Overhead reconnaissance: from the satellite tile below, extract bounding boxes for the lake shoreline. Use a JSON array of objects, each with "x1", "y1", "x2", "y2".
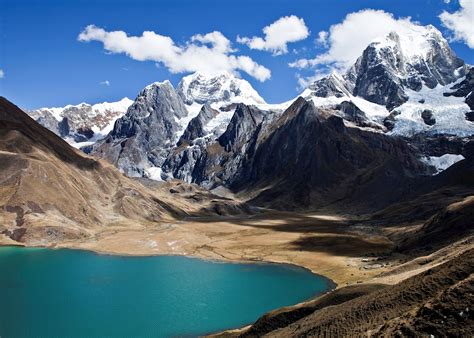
[{"x1": 0, "y1": 245, "x2": 335, "y2": 338}]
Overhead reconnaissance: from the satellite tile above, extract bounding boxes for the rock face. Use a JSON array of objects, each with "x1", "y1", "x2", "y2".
[
  {"x1": 445, "y1": 67, "x2": 474, "y2": 110},
  {"x1": 92, "y1": 81, "x2": 188, "y2": 178},
  {"x1": 302, "y1": 26, "x2": 472, "y2": 138},
  {"x1": 229, "y1": 98, "x2": 427, "y2": 210},
  {"x1": 27, "y1": 98, "x2": 133, "y2": 146},
  {"x1": 307, "y1": 73, "x2": 352, "y2": 98},
  {"x1": 421, "y1": 109, "x2": 436, "y2": 125},
  {"x1": 177, "y1": 104, "x2": 219, "y2": 146}
]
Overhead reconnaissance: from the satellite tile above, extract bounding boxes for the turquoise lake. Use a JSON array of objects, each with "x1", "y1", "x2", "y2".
[{"x1": 0, "y1": 246, "x2": 333, "y2": 337}]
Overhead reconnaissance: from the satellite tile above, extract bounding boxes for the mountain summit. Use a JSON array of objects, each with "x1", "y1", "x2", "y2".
[
  {"x1": 308, "y1": 25, "x2": 467, "y2": 110},
  {"x1": 176, "y1": 72, "x2": 266, "y2": 106}
]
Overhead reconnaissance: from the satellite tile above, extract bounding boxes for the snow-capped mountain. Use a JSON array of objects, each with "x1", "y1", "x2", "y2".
[
  {"x1": 177, "y1": 71, "x2": 266, "y2": 106},
  {"x1": 302, "y1": 25, "x2": 472, "y2": 138},
  {"x1": 28, "y1": 97, "x2": 133, "y2": 147}
]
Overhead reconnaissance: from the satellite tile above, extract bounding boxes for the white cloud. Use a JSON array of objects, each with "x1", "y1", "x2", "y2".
[
  {"x1": 439, "y1": 0, "x2": 474, "y2": 48},
  {"x1": 0, "y1": 69, "x2": 4, "y2": 78},
  {"x1": 100, "y1": 80, "x2": 110, "y2": 86},
  {"x1": 237, "y1": 15, "x2": 309, "y2": 55},
  {"x1": 78, "y1": 25, "x2": 271, "y2": 82},
  {"x1": 316, "y1": 31, "x2": 328, "y2": 47},
  {"x1": 289, "y1": 10, "x2": 429, "y2": 73}
]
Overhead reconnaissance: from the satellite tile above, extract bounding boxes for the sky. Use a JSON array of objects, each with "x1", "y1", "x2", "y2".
[{"x1": 0, "y1": 0, "x2": 472, "y2": 109}]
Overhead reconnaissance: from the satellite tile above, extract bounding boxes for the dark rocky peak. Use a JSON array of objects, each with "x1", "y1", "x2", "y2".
[
  {"x1": 91, "y1": 81, "x2": 190, "y2": 177},
  {"x1": 218, "y1": 103, "x2": 265, "y2": 152},
  {"x1": 306, "y1": 26, "x2": 467, "y2": 111},
  {"x1": 110, "y1": 80, "x2": 187, "y2": 141},
  {"x1": 177, "y1": 104, "x2": 219, "y2": 146}
]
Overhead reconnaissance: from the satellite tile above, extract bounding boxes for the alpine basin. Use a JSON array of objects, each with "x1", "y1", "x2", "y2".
[{"x1": 0, "y1": 247, "x2": 333, "y2": 337}]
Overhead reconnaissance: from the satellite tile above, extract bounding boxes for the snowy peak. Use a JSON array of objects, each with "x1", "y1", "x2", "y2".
[
  {"x1": 356, "y1": 24, "x2": 465, "y2": 92},
  {"x1": 176, "y1": 71, "x2": 266, "y2": 106},
  {"x1": 306, "y1": 23, "x2": 467, "y2": 111},
  {"x1": 28, "y1": 97, "x2": 133, "y2": 146},
  {"x1": 370, "y1": 24, "x2": 444, "y2": 60}
]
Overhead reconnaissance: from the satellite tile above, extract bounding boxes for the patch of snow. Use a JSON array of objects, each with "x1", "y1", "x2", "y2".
[
  {"x1": 422, "y1": 154, "x2": 465, "y2": 174},
  {"x1": 204, "y1": 106, "x2": 236, "y2": 135},
  {"x1": 68, "y1": 140, "x2": 95, "y2": 149},
  {"x1": 145, "y1": 167, "x2": 163, "y2": 181},
  {"x1": 148, "y1": 240, "x2": 158, "y2": 249}
]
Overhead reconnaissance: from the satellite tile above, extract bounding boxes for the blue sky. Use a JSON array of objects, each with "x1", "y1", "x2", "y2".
[{"x1": 0, "y1": 0, "x2": 472, "y2": 109}]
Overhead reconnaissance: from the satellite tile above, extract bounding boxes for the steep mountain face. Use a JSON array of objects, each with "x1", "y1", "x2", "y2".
[
  {"x1": 28, "y1": 98, "x2": 133, "y2": 147},
  {"x1": 92, "y1": 81, "x2": 188, "y2": 178},
  {"x1": 177, "y1": 104, "x2": 219, "y2": 146},
  {"x1": 229, "y1": 98, "x2": 427, "y2": 210},
  {"x1": 162, "y1": 103, "x2": 271, "y2": 186}
]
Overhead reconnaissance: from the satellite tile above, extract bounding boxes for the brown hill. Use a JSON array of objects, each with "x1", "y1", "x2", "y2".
[{"x1": 0, "y1": 97, "x2": 240, "y2": 246}]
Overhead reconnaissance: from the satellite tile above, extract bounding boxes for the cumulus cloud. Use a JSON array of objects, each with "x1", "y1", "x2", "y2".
[
  {"x1": 0, "y1": 69, "x2": 4, "y2": 79},
  {"x1": 439, "y1": 0, "x2": 474, "y2": 48},
  {"x1": 237, "y1": 15, "x2": 309, "y2": 55},
  {"x1": 289, "y1": 10, "x2": 429, "y2": 73},
  {"x1": 100, "y1": 80, "x2": 110, "y2": 86},
  {"x1": 78, "y1": 25, "x2": 271, "y2": 82}
]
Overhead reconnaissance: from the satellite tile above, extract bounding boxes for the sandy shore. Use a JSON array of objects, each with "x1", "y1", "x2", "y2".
[{"x1": 31, "y1": 211, "x2": 399, "y2": 287}]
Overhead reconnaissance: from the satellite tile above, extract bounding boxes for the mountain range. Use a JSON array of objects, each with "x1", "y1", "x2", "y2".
[{"x1": 28, "y1": 24, "x2": 474, "y2": 211}]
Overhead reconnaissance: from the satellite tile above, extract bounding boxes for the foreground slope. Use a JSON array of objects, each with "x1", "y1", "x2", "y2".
[{"x1": 231, "y1": 248, "x2": 473, "y2": 337}]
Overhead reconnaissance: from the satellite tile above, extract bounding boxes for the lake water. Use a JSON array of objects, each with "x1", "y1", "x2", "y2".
[{"x1": 0, "y1": 246, "x2": 333, "y2": 337}]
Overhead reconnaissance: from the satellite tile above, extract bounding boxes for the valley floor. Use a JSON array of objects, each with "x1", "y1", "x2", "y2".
[{"x1": 3, "y1": 210, "x2": 470, "y2": 289}]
